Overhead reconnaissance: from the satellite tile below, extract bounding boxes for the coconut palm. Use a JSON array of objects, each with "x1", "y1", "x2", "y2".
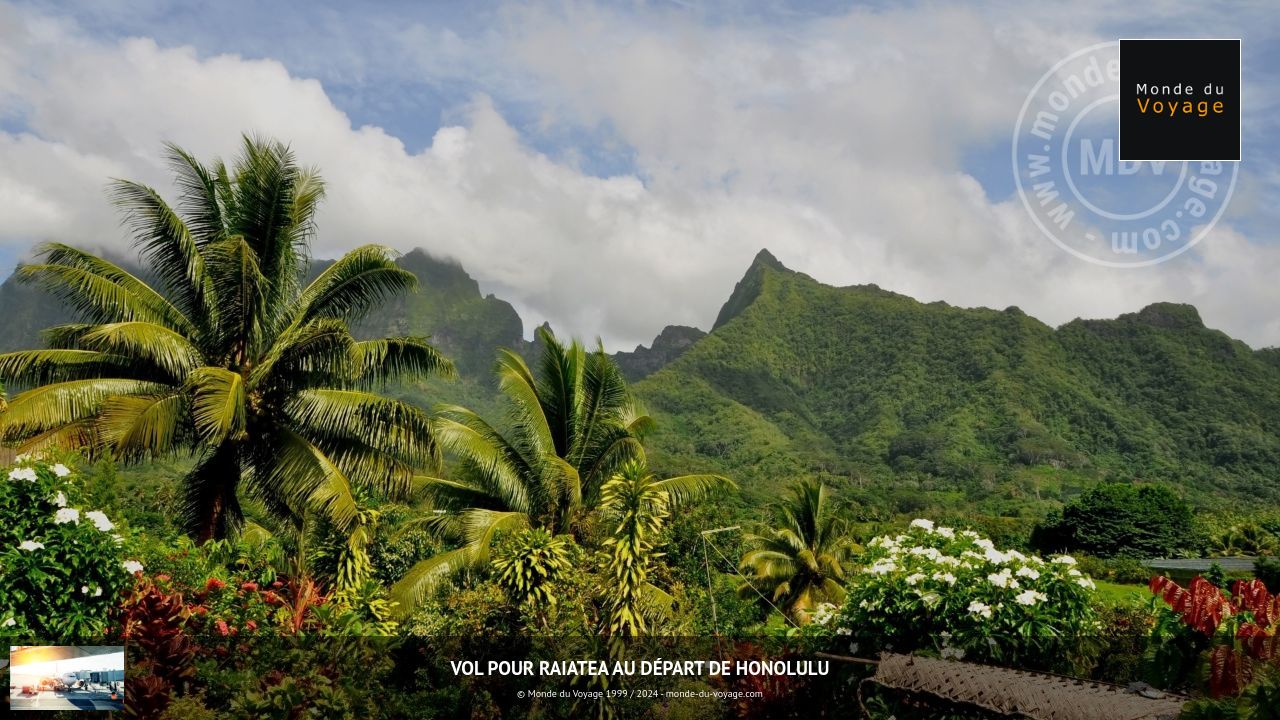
[
  {"x1": 738, "y1": 478, "x2": 851, "y2": 624},
  {"x1": 392, "y1": 327, "x2": 728, "y2": 610},
  {"x1": 0, "y1": 137, "x2": 453, "y2": 541}
]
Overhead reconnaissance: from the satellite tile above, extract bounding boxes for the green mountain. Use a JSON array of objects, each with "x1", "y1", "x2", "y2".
[
  {"x1": 632, "y1": 250, "x2": 1280, "y2": 513},
  {"x1": 3, "y1": 244, "x2": 1278, "y2": 518},
  {"x1": 614, "y1": 325, "x2": 707, "y2": 381}
]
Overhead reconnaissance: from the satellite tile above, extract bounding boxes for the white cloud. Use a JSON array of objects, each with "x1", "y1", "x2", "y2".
[{"x1": 0, "y1": 1, "x2": 1278, "y2": 351}]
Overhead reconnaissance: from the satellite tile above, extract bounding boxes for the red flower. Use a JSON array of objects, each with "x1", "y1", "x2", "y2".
[
  {"x1": 215, "y1": 620, "x2": 229, "y2": 637},
  {"x1": 271, "y1": 581, "x2": 284, "y2": 589},
  {"x1": 205, "y1": 578, "x2": 226, "y2": 592},
  {"x1": 154, "y1": 574, "x2": 171, "y2": 582},
  {"x1": 240, "y1": 581, "x2": 259, "y2": 592},
  {"x1": 245, "y1": 620, "x2": 258, "y2": 631},
  {"x1": 191, "y1": 605, "x2": 209, "y2": 615}
]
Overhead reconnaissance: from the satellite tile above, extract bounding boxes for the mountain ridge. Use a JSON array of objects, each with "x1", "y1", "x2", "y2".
[{"x1": 1, "y1": 244, "x2": 1276, "y2": 513}]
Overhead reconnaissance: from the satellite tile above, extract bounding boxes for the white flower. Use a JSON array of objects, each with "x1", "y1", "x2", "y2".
[
  {"x1": 967, "y1": 601, "x2": 993, "y2": 618},
  {"x1": 1015, "y1": 567, "x2": 1040, "y2": 580},
  {"x1": 974, "y1": 539, "x2": 995, "y2": 551},
  {"x1": 960, "y1": 530, "x2": 980, "y2": 539},
  {"x1": 1015, "y1": 589, "x2": 1048, "y2": 606},
  {"x1": 111, "y1": 534, "x2": 123, "y2": 545},
  {"x1": 15, "y1": 453, "x2": 31, "y2": 463},
  {"x1": 84, "y1": 510, "x2": 115, "y2": 532},
  {"x1": 18, "y1": 540, "x2": 44, "y2": 551},
  {"x1": 936, "y1": 527, "x2": 955, "y2": 539},
  {"x1": 987, "y1": 570, "x2": 1019, "y2": 589},
  {"x1": 81, "y1": 585, "x2": 89, "y2": 594},
  {"x1": 52, "y1": 464, "x2": 71, "y2": 478},
  {"x1": 1006, "y1": 550, "x2": 1026, "y2": 562},
  {"x1": 121, "y1": 560, "x2": 144, "y2": 574},
  {"x1": 2, "y1": 617, "x2": 14, "y2": 627},
  {"x1": 932, "y1": 572, "x2": 957, "y2": 585},
  {"x1": 835, "y1": 627, "x2": 852, "y2": 636},
  {"x1": 905, "y1": 573, "x2": 926, "y2": 586},
  {"x1": 51, "y1": 491, "x2": 67, "y2": 507},
  {"x1": 1051, "y1": 555, "x2": 1077, "y2": 566},
  {"x1": 1067, "y1": 568, "x2": 1082, "y2": 577},
  {"x1": 866, "y1": 560, "x2": 898, "y2": 575},
  {"x1": 811, "y1": 602, "x2": 837, "y2": 626},
  {"x1": 941, "y1": 646, "x2": 966, "y2": 660},
  {"x1": 909, "y1": 518, "x2": 935, "y2": 532},
  {"x1": 54, "y1": 508, "x2": 80, "y2": 524},
  {"x1": 1076, "y1": 577, "x2": 1096, "y2": 590},
  {"x1": 8, "y1": 467, "x2": 37, "y2": 482},
  {"x1": 920, "y1": 591, "x2": 941, "y2": 608},
  {"x1": 983, "y1": 547, "x2": 1009, "y2": 564},
  {"x1": 93, "y1": 587, "x2": 102, "y2": 597}
]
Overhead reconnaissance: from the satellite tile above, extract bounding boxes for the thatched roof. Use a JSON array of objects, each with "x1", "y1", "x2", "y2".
[{"x1": 871, "y1": 654, "x2": 1186, "y2": 720}]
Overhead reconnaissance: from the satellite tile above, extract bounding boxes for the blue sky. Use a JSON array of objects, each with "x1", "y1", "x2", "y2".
[{"x1": 1, "y1": 0, "x2": 1278, "y2": 348}]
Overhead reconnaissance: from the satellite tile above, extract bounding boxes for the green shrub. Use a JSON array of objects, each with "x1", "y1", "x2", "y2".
[
  {"x1": 822, "y1": 520, "x2": 1099, "y2": 673},
  {"x1": 0, "y1": 458, "x2": 142, "y2": 641}
]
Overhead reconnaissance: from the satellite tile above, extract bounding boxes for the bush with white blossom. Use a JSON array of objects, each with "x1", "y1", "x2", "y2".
[
  {"x1": 816, "y1": 519, "x2": 1099, "y2": 671},
  {"x1": 0, "y1": 456, "x2": 142, "y2": 640}
]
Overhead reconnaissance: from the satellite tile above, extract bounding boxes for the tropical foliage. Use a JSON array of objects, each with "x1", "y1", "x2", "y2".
[
  {"x1": 1149, "y1": 575, "x2": 1280, "y2": 697},
  {"x1": 0, "y1": 137, "x2": 452, "y2": 541},
  {"x1": 392, "y1": 327, "x2": 726, "y2": 610},
  {"x1": 737, "y1": 478, "x2": 851, "y2": 624}
]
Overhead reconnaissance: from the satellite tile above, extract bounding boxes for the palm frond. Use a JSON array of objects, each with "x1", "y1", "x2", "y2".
[
  {"x1": 389, "y1": 547, "x2": 474, "y2": 616},
  {"x1": 108, "y1": 179, "x2": 214, "y2": 329},
  {"x1": 76, "y1": 322, "x2": 202, "y2": 381},
  {"x1": 651, "y1": 473, "x2": 734, "y2": 508},
  {"x1": 293, "y1": 245, "x2": 417, "y2": 325},
  {"x1": 0, "y1": 378, "x2": 168, "y2": 443},
  {"x1": 0, "y1": 349, "x2": 132, "y2": 387},
  {"x1": 25, "y1": 242, "x2": 196, "y2": 333},
  {"x1": 186, "y1": 367, "x2": 246, "y2": 445},
  {"x1": 97, "y1": 392, "x2": 188, "y2": 463},
  {"x1": 287, "y1": 388, "x2": 439, "y2": 468},
  {"x1": 351, "y1": 337, "x2": 456, "y2": 386}
]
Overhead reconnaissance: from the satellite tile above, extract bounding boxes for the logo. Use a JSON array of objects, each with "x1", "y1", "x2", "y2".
[{"x1": 1012, "y1": 42, "x2": 1238, "y2": 268}]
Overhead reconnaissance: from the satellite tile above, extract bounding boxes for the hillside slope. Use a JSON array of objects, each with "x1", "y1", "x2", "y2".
[{"x1": 633, "y1": 250, "x2": 1280, "y2": 510}]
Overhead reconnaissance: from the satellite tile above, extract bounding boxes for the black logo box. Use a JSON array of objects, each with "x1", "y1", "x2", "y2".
[{"x1": 1119, "y1": 38, "x2": 1241, "y2": 162}]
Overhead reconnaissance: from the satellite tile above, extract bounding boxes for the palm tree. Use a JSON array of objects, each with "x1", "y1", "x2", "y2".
[
  {"x1": 392, "y1": 327, "x2": 727, "y2": 611},
  {"x1": 738, "y1": 478, "x2": 851, "y2": 624},
  {"x1": 0, "y1": 137, "x2": 453, "y2": 541}
]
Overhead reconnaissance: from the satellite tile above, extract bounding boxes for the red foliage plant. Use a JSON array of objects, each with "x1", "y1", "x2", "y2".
[
  {"x1": 1149, "y1": 575, "x2": 1232, "y2": 636},
  {"x1": 1150, "y1": 575, "x2": 1280, "y2": 697}
]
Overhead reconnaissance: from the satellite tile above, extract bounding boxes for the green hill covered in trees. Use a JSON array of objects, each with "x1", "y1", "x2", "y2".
[
  {"x1": 633, "y1": 250, "x2": 1280, "y2": 513},
  {"x1": 2, "y1": 245, "x2": 1276, "y2": 517}
]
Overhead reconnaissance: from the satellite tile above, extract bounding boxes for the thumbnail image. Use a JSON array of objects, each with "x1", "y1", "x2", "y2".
[{"x1": 8, "y1": 646, "x2": 125, "y2": 712}]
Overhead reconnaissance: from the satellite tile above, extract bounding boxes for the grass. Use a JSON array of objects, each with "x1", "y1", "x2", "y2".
[{"x1": 1094, "y1": 580, "x2": 1149, "y2": 607}]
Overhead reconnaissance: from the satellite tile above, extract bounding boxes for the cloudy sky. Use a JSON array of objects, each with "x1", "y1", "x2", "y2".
[{"x1": 1, "y1": 0, "x2": 1278, "y2": 350}]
